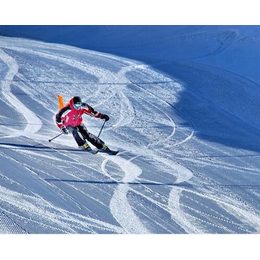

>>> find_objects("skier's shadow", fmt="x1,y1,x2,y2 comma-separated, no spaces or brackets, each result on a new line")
0,142,88,153
0,142,47,150
45,178,194,187
45,179,260,189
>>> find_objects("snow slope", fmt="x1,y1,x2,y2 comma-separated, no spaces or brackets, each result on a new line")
0,27,260,233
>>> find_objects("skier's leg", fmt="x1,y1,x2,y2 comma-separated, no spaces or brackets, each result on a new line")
67,126,85,146
78,124,105,149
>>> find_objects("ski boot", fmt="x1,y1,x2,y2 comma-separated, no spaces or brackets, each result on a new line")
81,142,92,151
100,144,111,152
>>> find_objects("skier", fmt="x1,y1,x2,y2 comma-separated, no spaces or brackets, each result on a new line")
56,96,114,153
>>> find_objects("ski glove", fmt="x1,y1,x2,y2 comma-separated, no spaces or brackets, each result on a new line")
101,114,110,121
61,125,69,134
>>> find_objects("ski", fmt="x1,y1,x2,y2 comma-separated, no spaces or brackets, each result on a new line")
56,145,118,155
81,148,99,154
98,149,119,155
88,149,99,154
77,146,99,154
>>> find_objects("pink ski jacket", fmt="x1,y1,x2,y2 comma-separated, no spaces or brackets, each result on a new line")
56,98,102,128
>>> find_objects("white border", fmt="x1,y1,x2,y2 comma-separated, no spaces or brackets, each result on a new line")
1,234,259,260
1,1,260,25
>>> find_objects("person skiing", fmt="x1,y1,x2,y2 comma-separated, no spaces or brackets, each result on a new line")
56,96,114,153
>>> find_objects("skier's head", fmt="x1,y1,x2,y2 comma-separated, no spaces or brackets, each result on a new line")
72,96,82,110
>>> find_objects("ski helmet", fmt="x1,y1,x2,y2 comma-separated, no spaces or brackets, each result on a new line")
72,96,82,110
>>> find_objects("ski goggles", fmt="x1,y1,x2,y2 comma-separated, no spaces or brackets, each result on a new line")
74,102,82,109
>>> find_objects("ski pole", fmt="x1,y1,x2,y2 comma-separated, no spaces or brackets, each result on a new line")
48,132,63,142
97,120,106,138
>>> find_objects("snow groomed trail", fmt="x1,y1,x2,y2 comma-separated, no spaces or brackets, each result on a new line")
0,35,260,234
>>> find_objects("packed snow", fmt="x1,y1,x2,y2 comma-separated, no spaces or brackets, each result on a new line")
0,26,260,234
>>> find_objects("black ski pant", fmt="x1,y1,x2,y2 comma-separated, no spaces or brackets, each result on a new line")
67,124,104,149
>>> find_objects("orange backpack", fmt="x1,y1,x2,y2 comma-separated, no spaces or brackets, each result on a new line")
57,94,64,109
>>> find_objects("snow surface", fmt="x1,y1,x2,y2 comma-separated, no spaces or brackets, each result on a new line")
0,26,260,234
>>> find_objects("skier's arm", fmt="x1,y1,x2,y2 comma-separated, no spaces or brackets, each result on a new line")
82,103,109,121
56,105,71,128
83,103,102,118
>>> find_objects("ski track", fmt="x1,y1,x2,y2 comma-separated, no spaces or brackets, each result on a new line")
0,38,259,233
0,186,122,234
0,48,42,138
101,155,149,233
